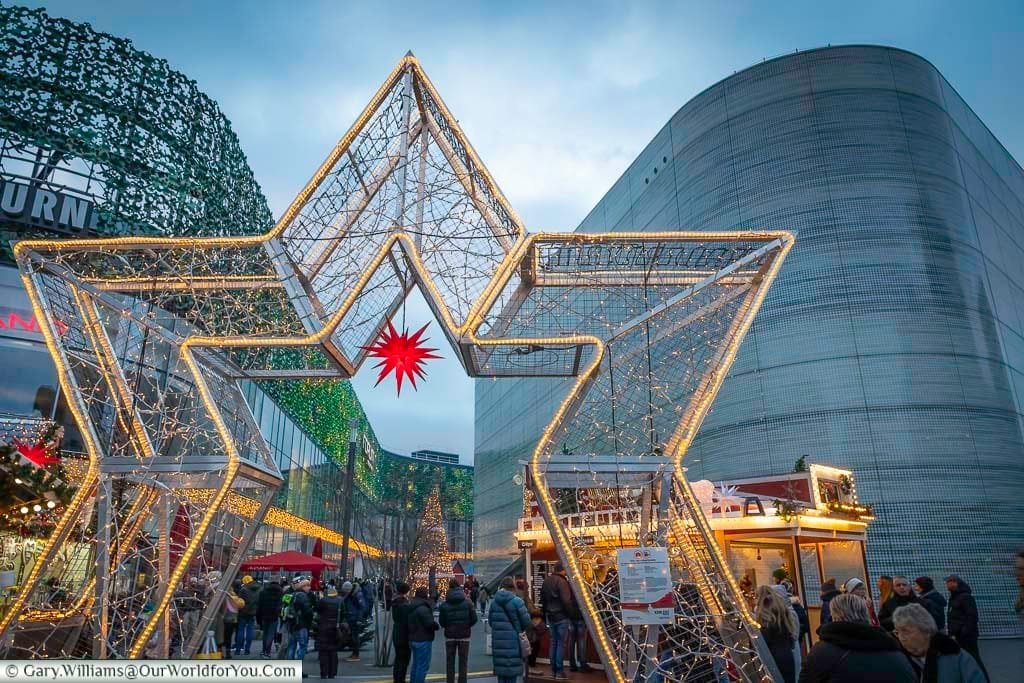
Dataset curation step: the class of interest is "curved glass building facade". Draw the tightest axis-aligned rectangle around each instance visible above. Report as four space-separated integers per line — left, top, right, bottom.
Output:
476 45 1024 636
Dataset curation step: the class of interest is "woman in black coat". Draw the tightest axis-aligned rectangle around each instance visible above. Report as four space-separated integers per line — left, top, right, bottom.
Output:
754 586 797 683
799 593 914 683
316 588 346 680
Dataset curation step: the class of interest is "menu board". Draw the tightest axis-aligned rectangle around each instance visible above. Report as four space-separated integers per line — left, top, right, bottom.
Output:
616 547 673 625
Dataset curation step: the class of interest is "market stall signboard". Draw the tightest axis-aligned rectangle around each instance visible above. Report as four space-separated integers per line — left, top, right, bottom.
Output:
616 547 673 625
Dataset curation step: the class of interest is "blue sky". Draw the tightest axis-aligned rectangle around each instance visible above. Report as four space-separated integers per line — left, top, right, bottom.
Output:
22 1 1024 462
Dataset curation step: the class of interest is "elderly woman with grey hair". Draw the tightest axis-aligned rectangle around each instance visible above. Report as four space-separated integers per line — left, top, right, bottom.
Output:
799 593 914 682
892 603 986 683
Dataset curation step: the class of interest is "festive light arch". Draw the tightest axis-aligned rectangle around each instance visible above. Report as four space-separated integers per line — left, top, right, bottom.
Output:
5 54 792 680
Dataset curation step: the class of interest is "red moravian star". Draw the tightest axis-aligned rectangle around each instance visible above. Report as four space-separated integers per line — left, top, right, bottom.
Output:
361 321 442 396
14 439 60 468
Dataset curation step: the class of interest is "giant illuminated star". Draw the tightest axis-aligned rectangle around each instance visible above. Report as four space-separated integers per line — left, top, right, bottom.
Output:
7 53 792 681
361 321 441 395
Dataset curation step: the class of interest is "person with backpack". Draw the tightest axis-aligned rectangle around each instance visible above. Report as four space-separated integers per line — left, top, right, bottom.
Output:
278 582 295 658
439 583 478 683
489 577 531 683
391 582 412 683
288 579 315 663
234 575 260 655
408 586 440 683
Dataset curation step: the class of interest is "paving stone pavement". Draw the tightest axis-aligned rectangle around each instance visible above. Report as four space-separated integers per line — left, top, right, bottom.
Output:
231 618 1022 682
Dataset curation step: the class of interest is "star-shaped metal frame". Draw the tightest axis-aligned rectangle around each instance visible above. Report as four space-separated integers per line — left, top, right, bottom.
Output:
5 54 792 680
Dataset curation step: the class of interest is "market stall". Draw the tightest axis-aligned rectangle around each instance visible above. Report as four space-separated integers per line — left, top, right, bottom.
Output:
514 462 874 662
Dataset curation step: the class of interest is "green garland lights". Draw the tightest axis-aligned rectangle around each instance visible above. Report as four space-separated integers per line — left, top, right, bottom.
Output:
260 378 474 519
0 4 273 261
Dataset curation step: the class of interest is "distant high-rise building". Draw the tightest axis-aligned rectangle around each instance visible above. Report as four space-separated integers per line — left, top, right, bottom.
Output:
475 45 1024 637
410 449 461 465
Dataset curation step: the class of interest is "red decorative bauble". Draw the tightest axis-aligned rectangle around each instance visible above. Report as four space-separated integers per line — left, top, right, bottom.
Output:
361 321 442 396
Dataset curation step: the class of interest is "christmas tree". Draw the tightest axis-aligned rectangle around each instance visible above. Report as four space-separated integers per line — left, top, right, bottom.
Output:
406 486 453 592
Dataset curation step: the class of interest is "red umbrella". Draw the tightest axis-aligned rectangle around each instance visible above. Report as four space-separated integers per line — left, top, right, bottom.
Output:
240 550 337 572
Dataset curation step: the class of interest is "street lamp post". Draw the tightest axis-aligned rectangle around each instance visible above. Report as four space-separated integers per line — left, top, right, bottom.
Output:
339 418 359 578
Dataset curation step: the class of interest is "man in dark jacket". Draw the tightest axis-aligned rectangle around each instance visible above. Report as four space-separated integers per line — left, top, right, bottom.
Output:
361 580 375 619
287 580 315 662
468 576 480 611
341 581 366 662
799 593 914 683
438 585 478 683
878 575 922 635
566 588 593 673
257 579 284 658
945 575 988 678
235 576 261 655
914 576 947 632
540 562 573 679
818 578 840 627
316 587 345 680
391 582 412 683
408 587 439 683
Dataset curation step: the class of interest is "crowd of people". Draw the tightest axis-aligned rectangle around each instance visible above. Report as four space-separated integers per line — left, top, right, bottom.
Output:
750 567 1007 683
388 568 589 683
196 547 1024 683
388 575 486 683
213 574 378 679
380 568 588 683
